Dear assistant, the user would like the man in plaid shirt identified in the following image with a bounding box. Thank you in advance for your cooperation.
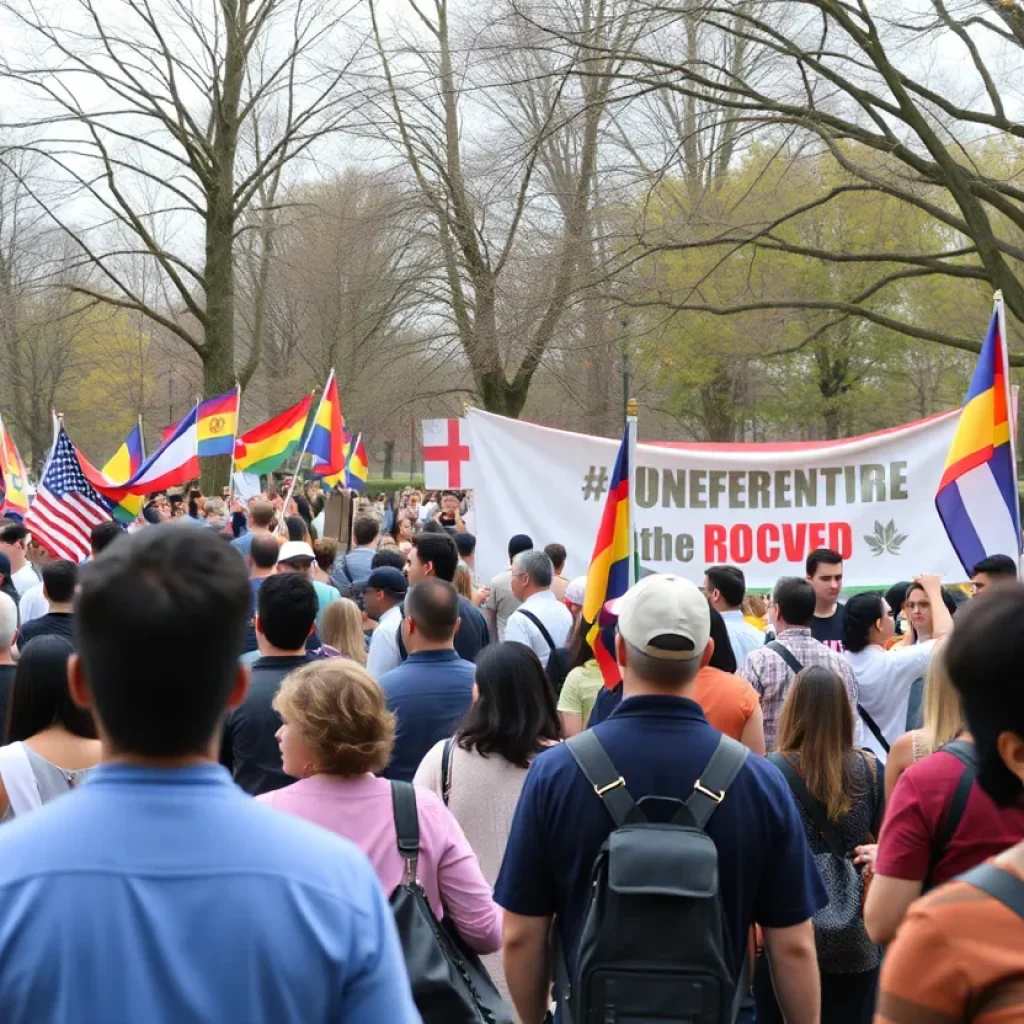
[740,576,860,751]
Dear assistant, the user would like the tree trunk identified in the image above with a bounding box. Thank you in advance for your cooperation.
[383,439,394,479]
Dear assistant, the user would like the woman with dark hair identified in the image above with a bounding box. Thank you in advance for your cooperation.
[842,576,952,762]
[0,636,101,819]
[690,602,765,752]
[556,615,601,735]
[0,553,20,613]
[414,641,560,1004]
[755,666,883,1023]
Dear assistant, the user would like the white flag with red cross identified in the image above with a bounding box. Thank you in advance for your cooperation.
[422,418,474,489]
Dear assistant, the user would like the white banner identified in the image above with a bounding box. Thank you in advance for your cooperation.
[469,408,971,588]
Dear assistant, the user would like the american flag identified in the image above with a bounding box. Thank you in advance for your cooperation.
[25,426,113,563]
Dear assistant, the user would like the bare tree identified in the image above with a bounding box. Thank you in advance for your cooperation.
[0,0,360,484]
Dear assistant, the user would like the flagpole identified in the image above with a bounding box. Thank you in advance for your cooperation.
[995,291,1022,577]
[279,371,333,535]
[227,381,241,506]
[626,397,639,586]
[137,414,146,461]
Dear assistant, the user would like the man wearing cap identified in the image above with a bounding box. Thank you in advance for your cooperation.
[277,540,340,634]
[364,567,409,680]
[484,534,533,641]
[495,574,826,1024]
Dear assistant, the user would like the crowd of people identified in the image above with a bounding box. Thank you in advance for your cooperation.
[0,487,1020,1024]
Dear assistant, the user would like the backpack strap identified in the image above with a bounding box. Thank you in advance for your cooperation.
[766,640,803,677]
[959,863,1024,921]
[768,753,847,861]
[0,742,42,817]
[857,704,890,754]
[566,730,639,827]
[390,780,420,883]
[441,738,453,807]
[684,735,749,830]
[929,739,978,879]
[517,608,556,653]
[340,555,354,587]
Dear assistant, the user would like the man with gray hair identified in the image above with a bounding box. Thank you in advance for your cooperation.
[504,549,573,667]
[0,592,16,741]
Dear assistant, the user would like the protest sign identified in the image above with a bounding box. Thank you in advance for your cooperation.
[469,407,971,587]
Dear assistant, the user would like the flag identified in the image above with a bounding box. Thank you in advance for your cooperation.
[234,394,313,475]
[25,425,113,563]
[307,371,348,478]
[320,432,354,491]
[0,415,31,521]
[935,303,1021,574]
[197,387,239,457]
[583,424,633,686]
[102,423,146,524]
[345,434,369,492]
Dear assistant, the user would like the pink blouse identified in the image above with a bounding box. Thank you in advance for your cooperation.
[257,773,502,953]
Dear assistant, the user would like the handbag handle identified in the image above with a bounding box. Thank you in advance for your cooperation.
[768,753,847,861]
[390,780,420,883]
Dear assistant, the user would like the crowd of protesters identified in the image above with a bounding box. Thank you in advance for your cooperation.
[0,486,1019,1024]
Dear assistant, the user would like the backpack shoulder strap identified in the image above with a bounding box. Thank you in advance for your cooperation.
[766,640,803,677]
[566,730,639,827]
[518,608,556,653]
[857,704,891,754]
[684,735,749,830]
[0,742,41,817]
[390,780,420,881]
[930,740,979,876]
[768,753,847,860]
[959,863,1024,921]
[340,554,354,586]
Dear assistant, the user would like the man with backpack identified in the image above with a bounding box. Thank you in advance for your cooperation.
[495,574,826,1024]
[330,515,380,601]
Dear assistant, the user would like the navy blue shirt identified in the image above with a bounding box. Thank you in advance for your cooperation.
[380,649,476,782]
[494,695,827,985]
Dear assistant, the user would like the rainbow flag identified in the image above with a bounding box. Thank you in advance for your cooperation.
[0,415,31,520]
[345,434,369,492]
[102,423,146,523]
[197,387,239,457]
[307,371,348,479]
[583,424,634,686]
[935,301,1021,574]
[234,394,312,476]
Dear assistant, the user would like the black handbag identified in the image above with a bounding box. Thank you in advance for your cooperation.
[388,780,515,1024]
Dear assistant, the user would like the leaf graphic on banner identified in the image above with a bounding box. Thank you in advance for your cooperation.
[864,520,907,556]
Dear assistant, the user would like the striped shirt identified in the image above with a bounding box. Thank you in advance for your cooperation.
[875,859,1024,1023]
[738,627,859,751]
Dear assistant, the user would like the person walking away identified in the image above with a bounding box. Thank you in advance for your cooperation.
[0,523,39,597]
[544,543,570,602]
[806,548,845,650]
[704,564,763,668]
[484,534,533,641]
[220,574,317,795]
[364,567,408,678]
[379,580,476,782]
[504,550,573,669]
[14,561,77,649]
[842,576,951,763]
[415,642,561,1009]
[874,583,1024,1024]
[330,515,380,598]
[0,594,17,741]
[692,603,766,753]
[557,617,602,735]
[318,598,367,665]
[0,636,100,819]
[276,540,339,632]
[312,538,338,587]
[495,574,827,1024]
[243,534,281,655]
[756,666,883,1024]
[259,659,500,953]
[740,577,859,752]
[0,527,417,1022]
[883,639,964,803]
[969,553,1018,595]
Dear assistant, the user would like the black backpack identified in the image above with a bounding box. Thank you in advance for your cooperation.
[560,730,750,1024]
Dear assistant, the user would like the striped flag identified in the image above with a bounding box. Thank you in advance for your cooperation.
[935,299,1021,574]
[25,425,113,563]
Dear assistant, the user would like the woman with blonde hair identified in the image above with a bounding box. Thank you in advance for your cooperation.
[318,598,367,665]
[883,638,965,803]
[257,660,500,955]
[453,561,474,602]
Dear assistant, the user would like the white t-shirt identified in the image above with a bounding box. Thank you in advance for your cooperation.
[844,641,936,761]
[504,590,573,666]
[11,564,39,598]
[18,583,48,625]
[365,604,403,681]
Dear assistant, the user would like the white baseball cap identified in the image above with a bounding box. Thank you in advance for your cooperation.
[614,574,710,661]
[564,575,588,607]
[277,541,315,564]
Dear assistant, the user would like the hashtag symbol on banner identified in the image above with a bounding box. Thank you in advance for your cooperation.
[581,465,609,502]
